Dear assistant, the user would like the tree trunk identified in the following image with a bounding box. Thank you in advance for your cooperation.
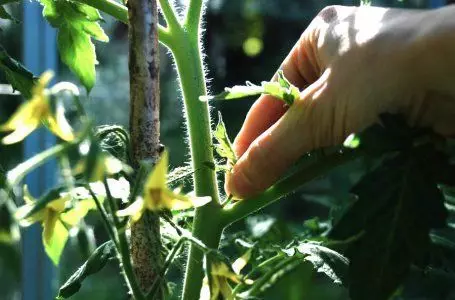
[127,0,162,296]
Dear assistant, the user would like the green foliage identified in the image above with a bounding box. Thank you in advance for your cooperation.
[330,116,454,300]
[200,71,299,105]
[96,125,131,163]
[38,0,108,91]
[0,46,36,98]
[1,1,454,299]
[283,242,349,286]
[213,112,237,163]
[58,241,115,298]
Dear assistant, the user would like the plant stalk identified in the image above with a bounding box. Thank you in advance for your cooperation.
[127,0,163,295]
[169,21,223,300]
[221,149,362,227]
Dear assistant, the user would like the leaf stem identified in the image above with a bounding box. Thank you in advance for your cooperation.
[221,149,362,227]
[103,179,144,300]
[232,253,284,295]
[87,185,119,248]
[244,256,301,297]
[158,0,180,30]
[184,0,203,33]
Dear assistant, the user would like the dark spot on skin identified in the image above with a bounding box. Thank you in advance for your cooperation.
[319,6,339,23]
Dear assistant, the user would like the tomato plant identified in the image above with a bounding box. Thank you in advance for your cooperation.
[0,0,454,299]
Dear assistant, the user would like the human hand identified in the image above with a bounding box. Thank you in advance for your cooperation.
[225,5,455,199]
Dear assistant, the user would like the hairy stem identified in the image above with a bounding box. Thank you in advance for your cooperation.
[127,0,163,295]
[221,149,362,226]
[160,3,224,298]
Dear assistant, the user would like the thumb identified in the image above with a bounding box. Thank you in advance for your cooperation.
[225,73,333,199]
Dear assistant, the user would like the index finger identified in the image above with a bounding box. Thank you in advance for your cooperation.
[233,34,318,157]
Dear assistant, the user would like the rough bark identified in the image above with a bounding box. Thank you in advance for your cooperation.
[127,0,162,295]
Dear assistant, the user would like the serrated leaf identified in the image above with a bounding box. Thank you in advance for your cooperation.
[293,242,349,285]
[213,112,237,163]
[58,26,96,91]
[330,146,448,300]
[38,0,109,91]
[201,71,299,105]
[276,70,291,89]
[58,241,115,298]
[0,45,36,98]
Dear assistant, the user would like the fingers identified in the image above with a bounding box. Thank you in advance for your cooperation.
[233,34,319,157]
[226,75,330,199]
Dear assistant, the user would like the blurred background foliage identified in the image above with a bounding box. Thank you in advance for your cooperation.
[0,0,450,299]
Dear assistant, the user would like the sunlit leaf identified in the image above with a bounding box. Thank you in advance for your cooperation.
[200,71,299,105]
[58,241,115,298]
[284,242,349,285]
[39,0,109,91]
[213,112,237,163]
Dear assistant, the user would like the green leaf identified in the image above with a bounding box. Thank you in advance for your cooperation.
[95,125,130,163]
[200,71,299,105]
[330,146,448,300]
[58,26,97,91]
[38,0,109,91]
[213,112,237,163]
[0,45,36,98]
[285,242,349,285]
[58,241,115,298]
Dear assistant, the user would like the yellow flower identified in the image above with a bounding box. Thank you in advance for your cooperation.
[16,186,95,265]
[200,260,241,300]
[0,71,74,144]
[116,150,211,222]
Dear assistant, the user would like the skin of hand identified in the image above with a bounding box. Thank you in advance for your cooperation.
[225,5,455,199]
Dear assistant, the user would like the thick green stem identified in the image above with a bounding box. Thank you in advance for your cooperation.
[170,26,223,300]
